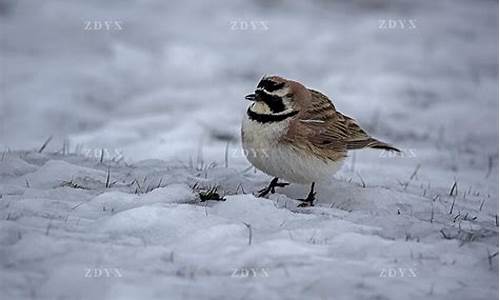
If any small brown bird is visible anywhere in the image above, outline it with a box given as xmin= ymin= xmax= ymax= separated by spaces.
xmin=241 ymin=75 xmax=399 ymax=207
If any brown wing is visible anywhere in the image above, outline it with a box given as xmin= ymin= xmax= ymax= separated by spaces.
xmin=283 ymin=89 xmax=399 ymax=161
xmin=340 ymin=113 xmax=400 ymax=152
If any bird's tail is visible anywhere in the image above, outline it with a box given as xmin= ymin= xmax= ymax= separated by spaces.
xmin=346 ymin=138 xmax=400 ymax=152
xmin=365 ymin=138 xmax=400 ymax=152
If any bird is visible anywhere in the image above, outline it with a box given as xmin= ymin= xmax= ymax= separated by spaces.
xmin=241 ymin=75 xmax=400 ymax=207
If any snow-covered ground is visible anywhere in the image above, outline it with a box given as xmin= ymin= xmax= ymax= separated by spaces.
xmin=0 ymin=0 xmax=498 ymax=299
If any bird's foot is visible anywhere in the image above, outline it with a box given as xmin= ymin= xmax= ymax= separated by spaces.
xmin=257 ymin=177 xmax=289 ymax=198
xmin=297 ymin=182 xmax=316 ymax=207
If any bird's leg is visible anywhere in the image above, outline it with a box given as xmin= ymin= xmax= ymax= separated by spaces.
xmin=257 ymin=177 xmax=290 ymax=198
xmin=297 ymin=182 xmax=316 ymax=207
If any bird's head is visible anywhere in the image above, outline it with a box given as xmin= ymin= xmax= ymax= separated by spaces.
xmin=245 ymin=75 xmax=301 ymax=116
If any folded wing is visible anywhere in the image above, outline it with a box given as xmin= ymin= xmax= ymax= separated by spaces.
xmin=284 ymin=89 xmax=399 ymax=160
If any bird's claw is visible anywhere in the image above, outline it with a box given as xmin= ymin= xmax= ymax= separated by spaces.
xmin=297 ymin=184 xmax=316 ymax=207
xmin=256 ymin=178 xmax=289 ymax=198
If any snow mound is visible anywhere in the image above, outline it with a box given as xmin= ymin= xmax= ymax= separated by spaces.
xmin=0 ymin=151 xmax=497 ymax=299
xmin=25 ymin=160 xmax=106 ymax=189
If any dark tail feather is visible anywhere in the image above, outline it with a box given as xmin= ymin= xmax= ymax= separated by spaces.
xmin=346 ymin=138 xmax=400 ymax=152
xmin=366 ymin=139 xmax=400 ymax=152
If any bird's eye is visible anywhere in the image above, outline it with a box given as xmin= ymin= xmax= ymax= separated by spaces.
xmin=257 ymin=80 xmax=285 ymax=92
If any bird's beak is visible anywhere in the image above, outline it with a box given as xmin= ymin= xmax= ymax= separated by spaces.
xmin=245 ymin=93 xmax=256 ymax=101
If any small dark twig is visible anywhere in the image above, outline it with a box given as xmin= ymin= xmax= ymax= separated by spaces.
xmin=199 ymin=185 xmax=225 ymax=202
xmin=100 ymin=149 xmax=105 ymax=164
xmin=61 ymin=179 xmax=88 ymax=190
xmin=38 ymin=136 xmax=53 ymax=153
xmin=449 ymin=181 xmax=457 ymax=197
xmin=430 ymin=203 xmax=434 ymax=223
xmin=479 ymin=199 xmax=485 ymax=211
xmin=105 ymin=167 xmax=111 ymax=188
xmin=449 ymin=197 xmax=456 ymax=215
xmin=156 ymin=178 xmax=163 ymax=189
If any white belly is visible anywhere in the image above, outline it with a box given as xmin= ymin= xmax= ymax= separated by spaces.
xmin=241 ymin=116 xmax=344 ymax=184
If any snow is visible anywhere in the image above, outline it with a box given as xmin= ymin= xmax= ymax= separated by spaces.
xmin=0 ymin=0 xmax=498 ymax=299
xmin=0 ymin=151 xmax=497 ymax=299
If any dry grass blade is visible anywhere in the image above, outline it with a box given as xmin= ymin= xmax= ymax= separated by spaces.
xmin=100 ymin=149 xmax=105 ymax=164
xmin=38 ymin=136 xmax=53 ymax=153
xmin=105 ymin=167 xmax=111 ymax=188
xmin=243 ymin=222 xmax=252 ymax=245
xmin=409 ymin=164 xmax=421 ymax=180
xmin=224 ymin=142 xmax=230 ymax=168
xmin=449 ymin=181 xmax=457 ymax=196
xmin=449 ymin=197 xmax=456 ymax=215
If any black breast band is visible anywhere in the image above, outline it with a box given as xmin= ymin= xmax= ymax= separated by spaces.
xmin=247 ymin=108 xmax=299 ymax=124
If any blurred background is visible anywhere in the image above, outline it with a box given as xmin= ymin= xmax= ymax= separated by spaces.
xmin=0 ymin=0 xmax=498 ymax=165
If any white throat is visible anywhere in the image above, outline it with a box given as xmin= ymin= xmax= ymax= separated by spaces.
xmin=249 ymin=101 xmax=272 ymax=114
